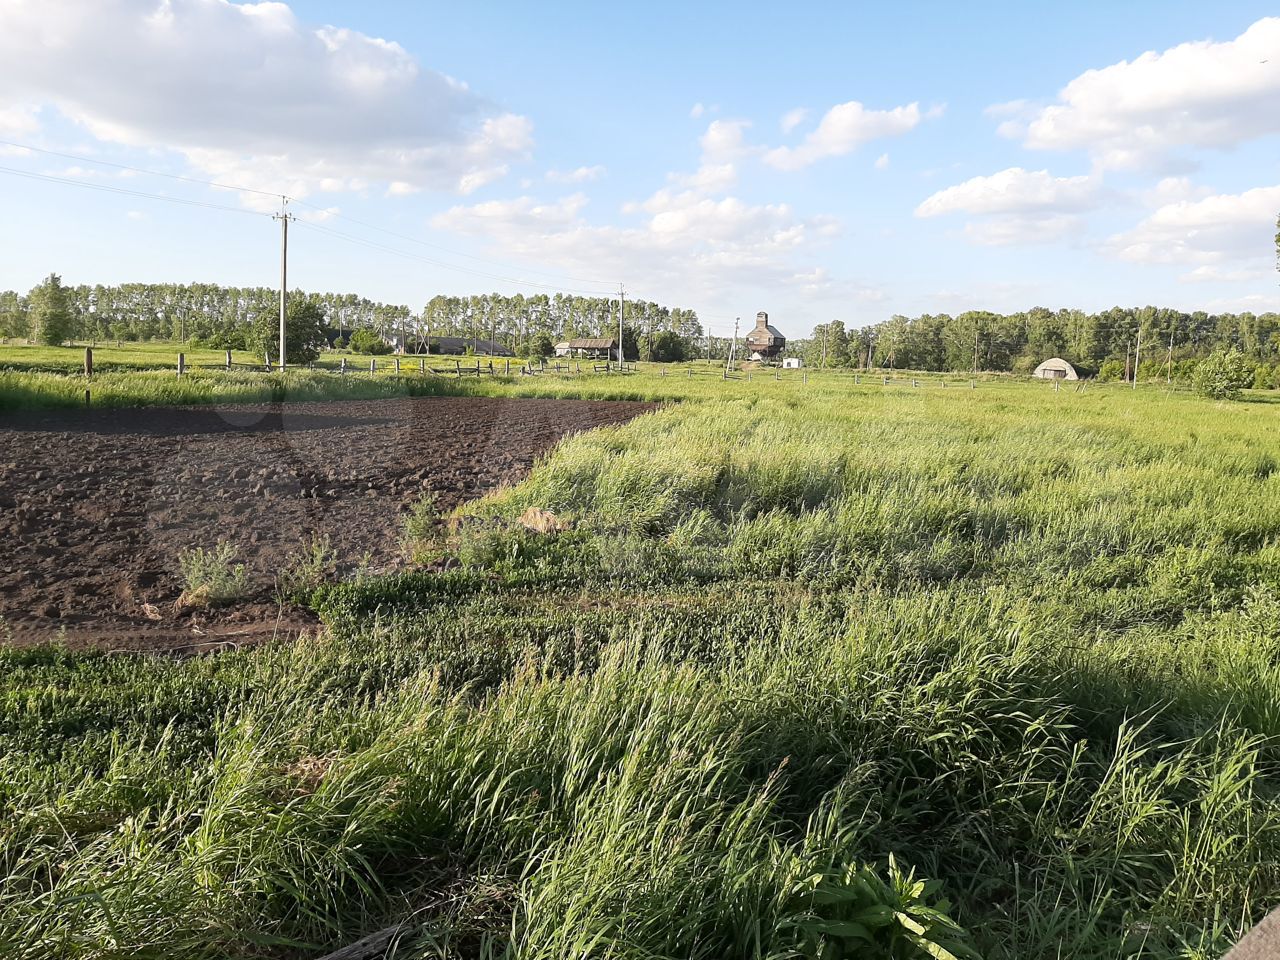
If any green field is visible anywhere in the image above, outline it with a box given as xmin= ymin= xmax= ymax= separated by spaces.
xmin=2 ymin=371 xmax=1280 ymax=959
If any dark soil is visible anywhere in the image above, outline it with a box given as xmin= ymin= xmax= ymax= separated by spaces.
xmin=0 ymin=396 xmax=654 ymax=652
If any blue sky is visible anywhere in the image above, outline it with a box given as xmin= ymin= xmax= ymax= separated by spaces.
xmin=1 ymin=1 xmax=1277 ymax=337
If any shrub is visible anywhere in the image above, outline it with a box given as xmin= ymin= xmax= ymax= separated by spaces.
xmin=1097 ymin=358 xmax=1126 ymax=382
xmin=274 ymin=535 xmax=338 ymax=603
xmin=176 ymin=541 xmax=250 ymax=607
xmin=1194 ymin=349 xmax=1252 ymax=400
xmin=349 ymin=327 xmax=392 ymax=355
xmin=401 ymin=495 xmax=442 ymax=563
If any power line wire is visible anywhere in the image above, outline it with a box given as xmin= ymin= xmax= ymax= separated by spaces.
xmin=0 ymin=164 xmax=271 ymax=217
xmin=0 ymin=139 xmax=283 ymax=200
xmin=0 ymin=138 xmax=619 ymax=288
xmin=289 ymin=197 xmax=618 ymax=288
xmin=293 ymin=219 xmax=617 ymax=296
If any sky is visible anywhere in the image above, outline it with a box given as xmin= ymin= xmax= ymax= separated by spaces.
xmin=0 ymin=1 xmax=1278 ymax=338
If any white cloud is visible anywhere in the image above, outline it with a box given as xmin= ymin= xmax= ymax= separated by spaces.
xmin=663 ymin=119 xmax=755 ymax=194
xmin=0 ymin=0 xmax=532 ymax=197
xmin=432 ymin=179 xmax=856 ymax=305
xmin=916 ymin=167 xmax=1100 ymax=217
xmin=1180 ymin=264 xmax=1270 ymax=284
xmin=780 ymin=107 xmax=808 ymax=133
xmin=546 ymin=164 xmax=606 ymax=183
xmin=1011 ymin=17 xmax=1280 ymax=170
xmin=916 ymin=167 xmax=1103 ymax=247
xmin=874 ymin=152 xmax=889 ymax=170
xmin=689 ymin=102 xmax=706 ymax=119
xmin=125 ymin=209 xmax=146 ymax=221
xmin=764 ymin=100 xmax=930 ymax=170
xmin=0 ymin=103 xmax=40 ymax=137
xmin=1105 ymin=184 xmax=1280 ymax=269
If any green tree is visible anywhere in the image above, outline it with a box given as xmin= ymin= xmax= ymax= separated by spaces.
xmin=1194 ymin=349 xmax=1252 ymax=400
xmin=349 ymin=326 xmax=392 ymax=355
xmin=29 ymin=273 xmax=75 ymax=345
xmin=650 ymin=330 xmax=688 ymax=363
xmin=252 ymin=297 xmax=328 ymax=364
xmin=530 ymin=333 xmax=555 ymax=358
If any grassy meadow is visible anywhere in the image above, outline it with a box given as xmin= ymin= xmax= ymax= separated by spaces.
xmin=2 ymin=367 xmax=1280 ymax=958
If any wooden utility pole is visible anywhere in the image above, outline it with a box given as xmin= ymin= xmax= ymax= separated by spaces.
xmin=973 ymin=315 xmax=980 ymax=373
xmin=1167 ymin=327 xmax=1174 ymax=384
xmin=820 ymin=325 xmax=828 ymax=370
xmin=618 ymin=283 xmax=625 ymax=368
xmin=725 ymin=317 xmax=739 ymax=377
xmin=272 ymin=198 xmax=294 ymax=371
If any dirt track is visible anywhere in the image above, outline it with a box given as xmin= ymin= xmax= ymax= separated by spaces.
xmin=0 ymin=396 xmax=654 ymax=652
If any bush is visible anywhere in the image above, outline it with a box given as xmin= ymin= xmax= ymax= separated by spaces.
xmin=1194 ymin=349 xmax=1252 ymax=400
xmin=1097 ymin=358 xmax=1126 ymax=382
xmin=176 ymin=542 xmax=250 ymax=607
xmin=349 ymin=327 xmax=392 ymax=355
xmin=251 ymin=298 xmax=328 ymax=364
xmin=275 ymin=536 xmax=338 ymax=603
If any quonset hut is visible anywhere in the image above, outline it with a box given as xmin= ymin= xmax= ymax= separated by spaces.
xmin=1033 ymin=357 xmax=1079 ymax=380
xmin=745 ymin=311 xmax=786 ymax=361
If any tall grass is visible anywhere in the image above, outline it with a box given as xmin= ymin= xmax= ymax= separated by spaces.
xmin=2 ymin=377 xmax=1279 ymax=957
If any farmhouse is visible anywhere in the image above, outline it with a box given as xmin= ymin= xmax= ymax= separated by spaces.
xmin=1033 ymin=357 xmax=1079 ymax=380
xmin=782 ymin=357 xmax=804 ymax=369
xmin=745 ymin=311 xmax=786 ymax=361
xmin=554 ymin=337 xmax=621 ymax=361
xmin=423 ymin=336 xmax=514 ymax=357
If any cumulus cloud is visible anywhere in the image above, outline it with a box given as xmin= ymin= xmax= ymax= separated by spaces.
xmin=916 ymin=167 xmax=1100 ymax=217
xmin=916 ymin=167 xmax=1103 ymax=247
xmin=546 ymin=165 xmax=606 ymax=183
xmin=1008 ymin=17 xmax=1280 ymax=170
xmin=764 ymin=100 xmax=934 ymax=170
xmin=874 ymin=152 xmax=889 ymax=170
xmin=1105 ymin=184 xmax=1280 ymax=272
xmin=0 ymin=0 xmax=532 ymax=197
xmin=689 ymin=102 xmax=706 ymax=119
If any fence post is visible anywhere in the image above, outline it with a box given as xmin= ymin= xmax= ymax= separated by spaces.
xmin=340 ymin=357 xmax=347 ymax=375
xmin=803 ymin=372 xmax=808 ymax=386
xmin=420 ymin=358 xmax=426 ymax=374
xmin=941 ymin=380 xmax=946 ymax=388
xmin=883 ymin=376 xmax=888 ymax=386
xmin=225 ymin=349 xmax=232 ymax=371
xmin=394 ymin=357 xmax=400 ymax=375
xmin=84 ymin=347 xmax=93 ymax=380
xmin=455 ymin=359 xmax=461 ymax=376
xmin=855 ymin=374 xmax=860 ymax=385
xmin=912 ymin=378 xmax=918 ymax=388
xmin=177 ymin=353 xmax=185 ymax=377
xmin=970 ymin=379 xmax=975 ymax=390
xmin=505 ymin=358 xmax=510 ymax=375
xmin=488 ymin=360 xmax=493 ymax=375
xmin=370 ymin=358 xmax=376 ymax=374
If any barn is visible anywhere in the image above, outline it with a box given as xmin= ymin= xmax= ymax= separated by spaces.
xmin=1033 ymin=357 xmax=1079 ymax=380
xmin=554 ymin=337 xmax=620 ymax=360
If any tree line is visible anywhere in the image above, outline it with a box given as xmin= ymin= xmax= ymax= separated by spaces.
xmin=0 ymin=278 xmax=708 ymax=362
xmin=794 ymin=307 xmax=1280 ymax=383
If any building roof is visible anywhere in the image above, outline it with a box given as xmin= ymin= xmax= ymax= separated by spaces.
xmin=565 ymin=337 xmax=617 ymax=349
xmin=427 ymin=336 xmax=514 ymax=357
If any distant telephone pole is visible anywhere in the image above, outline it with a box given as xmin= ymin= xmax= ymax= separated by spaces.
xmin=618 ymin=283 xmax=625 ymax=366
xmin=272 ymin=198 xmax=295 ymax=370
xmin=725 ymin=317 xmax=739 ymax=376
xmin=1167 ymin=327 xmax=1174 ymax=384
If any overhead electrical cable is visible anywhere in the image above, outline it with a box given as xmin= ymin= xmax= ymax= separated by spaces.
xmin=1 ymin=137 xmax=619 ymax=289
xmin=293 ymin=219 xmax=617 ymax=296
xmin=0 ymin=164 xmax=271 ymax=217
